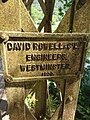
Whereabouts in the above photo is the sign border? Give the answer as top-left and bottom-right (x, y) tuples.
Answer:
(0, 32), (89, 83)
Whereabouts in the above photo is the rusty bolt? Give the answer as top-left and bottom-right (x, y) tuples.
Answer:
(6, 78), (11, 83)
(66, 96), (73, 104)
(0, 33), (9, 43)
(1, 33), (6, 39)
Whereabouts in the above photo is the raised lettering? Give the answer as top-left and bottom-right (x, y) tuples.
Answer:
(7, 43), (12, 51)
(20, 65), (26, 72)
(25, 43), (31, 50)
(7, 42), (31, 51)
(26, 53), (66, 62)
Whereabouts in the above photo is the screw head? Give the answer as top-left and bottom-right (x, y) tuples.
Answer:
(2, 0), (8, 3)
(66, 96), (73, 104)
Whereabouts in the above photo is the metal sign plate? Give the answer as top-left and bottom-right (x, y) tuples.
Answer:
(1, 32), (88, 82)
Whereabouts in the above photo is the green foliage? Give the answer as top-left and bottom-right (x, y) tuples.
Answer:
(26, 1), (90, 120)
(58, 1), (90, 119)
(43, 80), (60, 120)
(58, 0), (72, 17)
(25, 91), (38, 113)
(31, 5), (44, 28)
(86, 43), (90, 58)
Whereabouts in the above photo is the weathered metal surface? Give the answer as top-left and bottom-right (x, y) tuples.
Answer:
(20, 1), (47, 119)
(0, 0), (89, 120)
(73, 0), (90, 32)
(55, 0), (90, 120)
(20, 0), (38, 32)
(55, 0), (90, 33)
(0, 0), (38, 120)
(38, 0), (55, 32)
(1, 32), (88, 83)
(0, 0), (21, 31)
(55, 9), (71, 33)
(5, 84), (37, 120)
(62, 78), (81, 120)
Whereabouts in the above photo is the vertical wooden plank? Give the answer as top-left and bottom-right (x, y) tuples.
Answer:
(44, 1), (54, 116)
